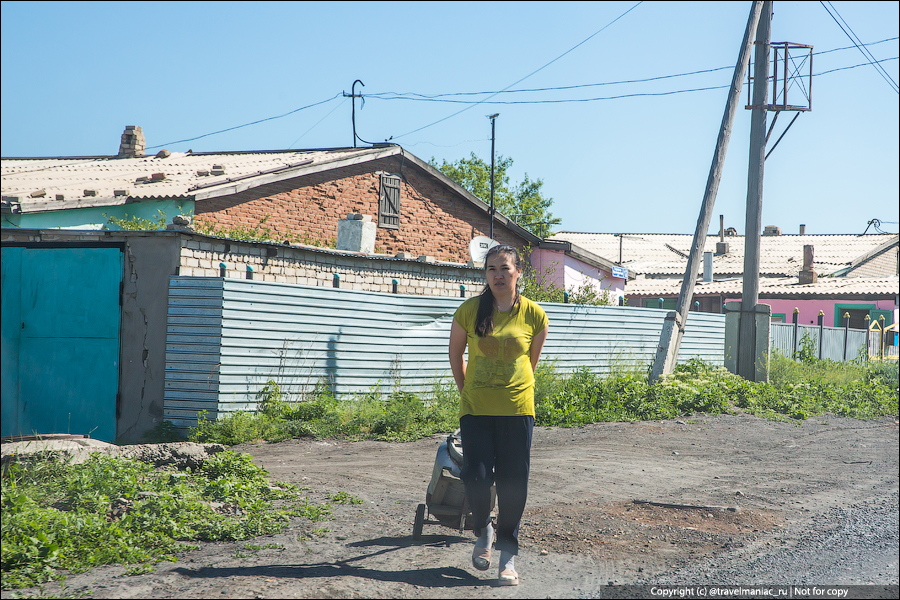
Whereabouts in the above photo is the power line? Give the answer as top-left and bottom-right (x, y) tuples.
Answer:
(378, 84), (733, 105)
(815, 56), (897, 77)
(820, 1), (899, 94)
(370, 66), (735, 100)
(369, 37), (898, 101)
(814, 36), (897, 56)
(146, 93), (344, 150)
(288, 98), (348, 149)
(365, 58), (897, 106)
(404, 138), (491, 149)
(387, 1), (644, 141)
(143, 36), (896, 153)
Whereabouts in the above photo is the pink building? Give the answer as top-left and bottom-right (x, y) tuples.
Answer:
(528, 239), (630, 304)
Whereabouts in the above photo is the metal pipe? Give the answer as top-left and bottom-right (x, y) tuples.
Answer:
(488, 114), (499, 240)
(817, 310), (824, 360)
(792, 307), (800, 361)
(843, 312), (850, 361)
(864, 314), (871, 362)
(351, 80), (364, 148)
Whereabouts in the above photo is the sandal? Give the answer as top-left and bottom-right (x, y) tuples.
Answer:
(498, 568), (519, 586)
(472, 545), (491, 571)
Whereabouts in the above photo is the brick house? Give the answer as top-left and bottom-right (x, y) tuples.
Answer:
(1, 127), (539, 262)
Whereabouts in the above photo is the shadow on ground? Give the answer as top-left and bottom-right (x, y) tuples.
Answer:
(172, 534), (489, 589)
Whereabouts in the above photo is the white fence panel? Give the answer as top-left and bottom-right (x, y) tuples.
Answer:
(770, 322), (867, 362)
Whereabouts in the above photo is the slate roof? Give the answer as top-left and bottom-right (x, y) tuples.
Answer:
(624, 275), (899, 299)
(548, 231), (898, 278)
(1, 147), (398, 213)
(1, 144), (543, 245)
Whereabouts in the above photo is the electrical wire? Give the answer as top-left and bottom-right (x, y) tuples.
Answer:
(288, 98), (348, 149)
(820, 1), (899, 94)
(859, 219), (896, 235)
(369, 66), (735, 100)
(387, 1), (644, 141)
(146, 93), (344, 150)
(815, 56), (898, 77)
(403, 138), (491, 149)
(141, 36), (896, 153)
(370, 38), (897, 101)
(378, 84), (734, 104)
(365, 59), (897, 106)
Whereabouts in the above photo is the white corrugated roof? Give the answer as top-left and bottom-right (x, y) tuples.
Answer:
(1, 147), (397, 213)
(549, 232), (898, 278)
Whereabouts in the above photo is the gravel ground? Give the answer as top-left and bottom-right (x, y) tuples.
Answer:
(3, 413), (898, 599)
(645, 493), (900, 587)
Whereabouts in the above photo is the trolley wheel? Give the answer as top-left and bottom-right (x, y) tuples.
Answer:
(413, 503), (426, 540)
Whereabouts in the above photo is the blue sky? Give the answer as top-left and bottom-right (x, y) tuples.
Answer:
(2, 1), (897, 236)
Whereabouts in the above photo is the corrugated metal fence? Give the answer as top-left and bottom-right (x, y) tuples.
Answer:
(164, 277), (725, 428)
(770, 322), (868, 362)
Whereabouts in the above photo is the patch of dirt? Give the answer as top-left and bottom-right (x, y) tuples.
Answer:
(520, 499), (786, 578)
(3, 414), (897, 599)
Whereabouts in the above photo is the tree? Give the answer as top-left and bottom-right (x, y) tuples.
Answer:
(518, 247), (614, 306)
(429, 152), (560, 238)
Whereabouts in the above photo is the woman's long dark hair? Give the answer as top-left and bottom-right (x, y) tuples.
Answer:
(475, 245), (523, 337)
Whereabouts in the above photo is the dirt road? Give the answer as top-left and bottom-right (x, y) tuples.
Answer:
(6, 413), (898, 599)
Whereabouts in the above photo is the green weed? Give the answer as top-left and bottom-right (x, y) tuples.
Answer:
(189, 356), (897, 446)
(0, 451), (342, 590)
(328, 491), (363, 505)
(103, 210), (167, 231)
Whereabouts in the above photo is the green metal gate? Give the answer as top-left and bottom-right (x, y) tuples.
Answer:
(1, 246), (122, 441)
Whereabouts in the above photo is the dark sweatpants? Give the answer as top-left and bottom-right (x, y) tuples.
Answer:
(459, 414), (534, 555)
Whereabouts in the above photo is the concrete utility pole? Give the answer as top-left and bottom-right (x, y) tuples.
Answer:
(649, 1), (764, 382)
(736, 0), (773, 380)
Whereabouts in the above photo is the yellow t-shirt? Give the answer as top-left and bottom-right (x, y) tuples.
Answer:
(453, 295), (548, 418)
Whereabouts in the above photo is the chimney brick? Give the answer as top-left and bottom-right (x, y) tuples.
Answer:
(799, 244), (817, 284)
(118, 125), (146, 158)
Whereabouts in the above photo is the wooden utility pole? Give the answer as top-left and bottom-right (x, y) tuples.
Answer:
(649, 1), (764, 382)
(736, 1), (772, 380)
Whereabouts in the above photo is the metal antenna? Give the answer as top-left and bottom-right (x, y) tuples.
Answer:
(344, 80), (365, 147)
(488, 113), (499, 240)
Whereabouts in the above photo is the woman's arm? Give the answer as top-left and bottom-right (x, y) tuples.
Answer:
(449, 320), (468, 394)
(530, 325), (549, 372)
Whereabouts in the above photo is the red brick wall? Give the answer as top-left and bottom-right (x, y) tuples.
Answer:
(193, 156), (530, 263)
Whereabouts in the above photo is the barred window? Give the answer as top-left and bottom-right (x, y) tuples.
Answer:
(378, 174), (401, 229)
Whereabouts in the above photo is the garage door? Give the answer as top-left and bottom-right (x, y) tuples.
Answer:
(1, 246), (122, 441)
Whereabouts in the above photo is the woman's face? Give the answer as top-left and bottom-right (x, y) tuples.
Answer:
(485, 251), (521, 298)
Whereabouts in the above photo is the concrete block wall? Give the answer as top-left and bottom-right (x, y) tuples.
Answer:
(177, 234), (486, 298)
(192, 155), (528, 264)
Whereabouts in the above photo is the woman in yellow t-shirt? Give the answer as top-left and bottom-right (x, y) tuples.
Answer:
(448, 244), (549, 587)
